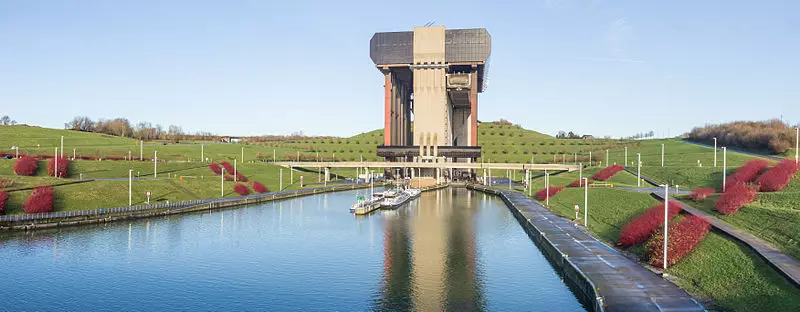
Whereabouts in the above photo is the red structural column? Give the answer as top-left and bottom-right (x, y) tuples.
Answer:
(384, 72), (392, 146)
(470, 71), (478, 146)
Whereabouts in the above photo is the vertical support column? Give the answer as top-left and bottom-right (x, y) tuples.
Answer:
(469, 69), (478, 147)
(325, 167), (331, 182)
(383, 71), (392, 146)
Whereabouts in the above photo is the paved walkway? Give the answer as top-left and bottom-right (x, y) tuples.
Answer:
(478, 186), (705, 311)
(651, 192), (800, 288)
(681, 139), (786, 161)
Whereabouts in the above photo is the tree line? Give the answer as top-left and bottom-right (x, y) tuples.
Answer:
(64, 116), (217, 142)
(688, 119), (796, 154)
(1, 115), (18, 126)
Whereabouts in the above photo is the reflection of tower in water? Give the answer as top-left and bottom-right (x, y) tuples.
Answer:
(376, 188), (483, 311)
(376, 202), (413, 311)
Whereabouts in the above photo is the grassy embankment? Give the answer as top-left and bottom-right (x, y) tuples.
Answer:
(521, 167), (800, 311)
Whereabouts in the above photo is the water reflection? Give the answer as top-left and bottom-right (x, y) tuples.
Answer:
(0, 188), (584, 311)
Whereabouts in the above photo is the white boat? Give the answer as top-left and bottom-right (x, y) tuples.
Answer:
(380, 187), (420, 209)
(350, 195), (382, 214)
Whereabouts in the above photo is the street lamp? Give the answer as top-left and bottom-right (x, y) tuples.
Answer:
(722, 147), (727, 191)
(713, 137), (717, 168)
(129, 169), (133, 206)
(662, 183), (669, 270)
(795, 128), (799, 165)
(637, 153), (642, 187)
(661, 144), (665, 167)
(583, 177), (589, 227)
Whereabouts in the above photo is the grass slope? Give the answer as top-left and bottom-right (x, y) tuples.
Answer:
(533, 188), (800, 311)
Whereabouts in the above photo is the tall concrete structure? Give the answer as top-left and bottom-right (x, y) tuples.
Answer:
(370, 26), (490, 174)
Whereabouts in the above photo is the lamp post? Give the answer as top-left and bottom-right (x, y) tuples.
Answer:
(129, 169), (133, 206)
(579, 162), (583, 183)
(661, 144), (665, 167)
(589, 151), (592, 166)
(234, 159), (237, 182)
(201, 144), (204, 163)
(154, 151), (158, 179)
(663, 183), (669, 270)
(140, 140), (143, 161)
(60, 136), (64, 158)
(795, 128), (799, 165)
(713, 137), (717, 167)
(606, 149), (609, 167)
(545, 170), (550, 206)
(722, 147), (727, 191)
(584, 177), (589, 227)
(221, 168), (225, 197)
(54, 148), (58, 178)
(625, 146), (628, 166)
(637, 153), (642, 187)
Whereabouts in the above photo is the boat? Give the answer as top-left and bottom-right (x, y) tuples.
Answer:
(380, 187), (420, 209)
(350, 195), (381, 214)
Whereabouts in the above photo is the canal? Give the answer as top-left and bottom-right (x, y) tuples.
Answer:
(0, 188), (585, 311)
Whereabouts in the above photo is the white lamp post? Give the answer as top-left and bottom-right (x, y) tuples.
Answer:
(795, 128), (799, 165)
(154, 151), (158, 178)
(140, 140), (143, 161)
(280, 168), (283, 191)
(129, 169), (133, 206)
(54, 148), (58, 178)
(201, 144), (204, 163)
(713, 137), (717, 168)
(722, 147), (727, 191)
(637, 153), (642, 187)
(606, 149), (609, 166)
(221, 168), (225, 197)
(545, 171), (550, 206)
(625, 147), (628, 166)
(661, 144), (665, 167)
(663, 183), (669, 270)
(60, 136), (64, 158)
(579, 162), (583, 183)
(584, 177), (589, 227)
(234, 159), (237, 182)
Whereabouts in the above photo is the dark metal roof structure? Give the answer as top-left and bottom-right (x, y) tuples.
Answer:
(370, 28), (491, 92)
(370, 28), (491, 65)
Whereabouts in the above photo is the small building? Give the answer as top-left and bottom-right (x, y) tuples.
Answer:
(581, 135), (594, 140)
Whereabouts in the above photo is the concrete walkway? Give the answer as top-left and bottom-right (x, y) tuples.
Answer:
(651, 192), (800, 288)
(476, 186), (705, 311)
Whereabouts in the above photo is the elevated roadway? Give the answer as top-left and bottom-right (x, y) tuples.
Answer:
(273, 161), (580, 172)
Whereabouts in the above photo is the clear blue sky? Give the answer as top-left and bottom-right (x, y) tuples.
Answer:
(1, 0), (798, 138)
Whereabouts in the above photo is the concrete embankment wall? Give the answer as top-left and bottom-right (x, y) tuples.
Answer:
(469, 185), (604, 312)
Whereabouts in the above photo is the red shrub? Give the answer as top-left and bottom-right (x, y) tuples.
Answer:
(251, 181), (268, 193)
(618, 200), (683, 247)
(235, 173), (248, 182)
(725, 159), (769, 187)
(567, 179), (589, 187)
(756, 159), (799, 192)
(13, 156), (38, 176)
(23, 186), (54, 214)
(47, 157), (69, 177)
(592, 164), (625, 181)
(714, 183), (757, 215)
(689, 187), (714, 201)
(220, 161), (235, 174)
(224, 175), (234, 181)
(208, 163), (223, 175)
(233, 183), (250, 195)
(535, 186), (564, 201)
(646, 215), (711, 267)
(0, 191), (8, 214)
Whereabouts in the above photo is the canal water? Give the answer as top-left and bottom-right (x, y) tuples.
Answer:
(0, 188), (585, 311)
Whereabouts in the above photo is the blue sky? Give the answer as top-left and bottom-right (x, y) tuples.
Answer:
(1, 0), (797, 137)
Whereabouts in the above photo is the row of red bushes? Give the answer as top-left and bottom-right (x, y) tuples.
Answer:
(646, 215), (711, 268)
(618, 200), (683, 247)
(23, 186), (53, 214)
(0, 191), (7, 214)
(689, 187), (714, 201)
(725, 159), (769, 188)
(535, 186), (564, 201)
(233, 181), (270, 196)
(47, 157), (69, 178)
(714, 182), (758, 215)
(756, 159), (799, 192)
(220, 161), (235, 174)
(592, 165), (624, 181)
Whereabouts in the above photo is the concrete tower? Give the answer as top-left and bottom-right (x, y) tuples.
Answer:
(370, 26), (491, 168)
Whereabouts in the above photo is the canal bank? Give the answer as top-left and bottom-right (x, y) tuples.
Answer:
(468, 184), (705, 312)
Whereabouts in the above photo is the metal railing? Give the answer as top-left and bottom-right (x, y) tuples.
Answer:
(0, 183), (373, 223)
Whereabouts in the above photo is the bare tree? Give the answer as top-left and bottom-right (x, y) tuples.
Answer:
(66, 116), (96, 132)
(168, 125), (184, 142)
(0, 115), (12, 126)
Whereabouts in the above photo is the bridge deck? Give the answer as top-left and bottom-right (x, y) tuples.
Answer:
(273, 161), (580, 171)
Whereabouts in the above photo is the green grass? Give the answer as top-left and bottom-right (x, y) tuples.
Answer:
(687, 195), (800, 261)
(526, 188), (800, 311)
(667, 232), (800, 312)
